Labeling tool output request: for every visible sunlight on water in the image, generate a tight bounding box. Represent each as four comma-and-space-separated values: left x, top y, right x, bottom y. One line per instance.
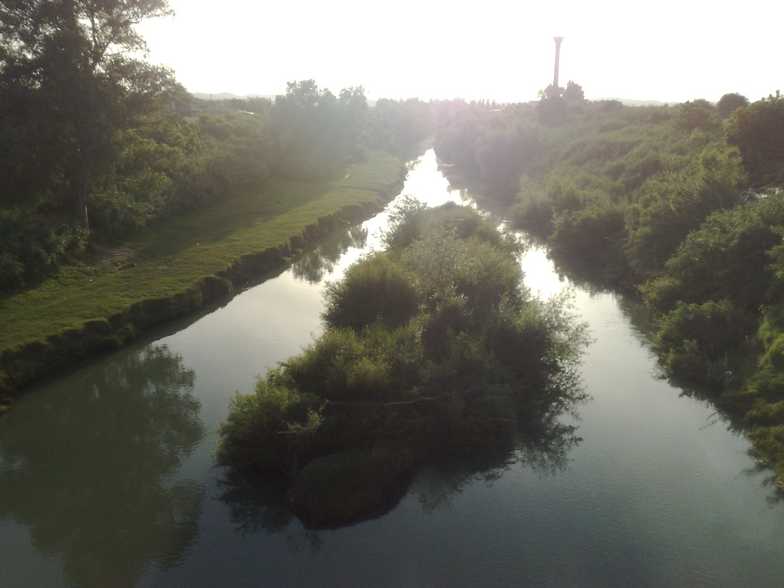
520, 245, 566, 300
306, 149, 471, 280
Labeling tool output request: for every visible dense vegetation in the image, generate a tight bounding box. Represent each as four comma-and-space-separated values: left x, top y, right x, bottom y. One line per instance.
0, 78, 431, 293
0, 1, 433, 295
217, 204, 587, 525
433, 88, 784, 488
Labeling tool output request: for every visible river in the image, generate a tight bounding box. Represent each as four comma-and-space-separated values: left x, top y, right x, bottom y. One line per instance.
1, 150, 783, 587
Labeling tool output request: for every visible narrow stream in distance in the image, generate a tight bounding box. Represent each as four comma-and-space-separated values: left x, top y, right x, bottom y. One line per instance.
1, 150, 783, 587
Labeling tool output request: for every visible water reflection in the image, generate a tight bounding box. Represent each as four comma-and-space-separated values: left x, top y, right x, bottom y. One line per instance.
291, 225, 368, 284
0, 345, 205, 588
549, 249, 784, 507
217, 402, 583, 542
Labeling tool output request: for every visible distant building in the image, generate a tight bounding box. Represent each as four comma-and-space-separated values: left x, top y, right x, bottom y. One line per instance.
553, 37, 564, 88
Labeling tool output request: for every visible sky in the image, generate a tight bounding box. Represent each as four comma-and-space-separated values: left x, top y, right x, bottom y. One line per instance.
137, 0, 783, 104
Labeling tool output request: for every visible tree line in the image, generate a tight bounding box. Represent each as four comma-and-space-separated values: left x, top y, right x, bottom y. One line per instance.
0, 0, 433, 294
433, 86, 784, 489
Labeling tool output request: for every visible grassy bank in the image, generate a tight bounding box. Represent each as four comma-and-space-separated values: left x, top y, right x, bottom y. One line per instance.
0, 151, 405, 398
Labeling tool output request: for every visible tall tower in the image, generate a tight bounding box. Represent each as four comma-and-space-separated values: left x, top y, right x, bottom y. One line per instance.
553, 37, 564, 88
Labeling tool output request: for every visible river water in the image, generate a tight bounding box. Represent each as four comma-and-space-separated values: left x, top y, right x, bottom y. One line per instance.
2, 150, 784, 587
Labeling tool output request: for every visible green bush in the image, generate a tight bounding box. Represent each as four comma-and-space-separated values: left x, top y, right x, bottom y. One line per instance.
654, 299, 757, 387
509, 181, 553, 236
673, 101, 720, 132
281, 325, 424, 403
641, 193, 784, 313
717, 93, 749, 119
624, 145, 746, 278
215, 381, 322, 471
323, 253, 420, 331
726, 92, 784, 187
549, 204, 626, 267
0, 210, 86, 293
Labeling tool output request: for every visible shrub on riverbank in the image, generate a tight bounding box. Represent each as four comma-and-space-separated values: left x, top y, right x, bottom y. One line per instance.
217, 203, 588, 524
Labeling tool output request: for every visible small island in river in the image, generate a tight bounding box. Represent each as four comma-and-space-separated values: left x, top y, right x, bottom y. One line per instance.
216, 201, 588, 525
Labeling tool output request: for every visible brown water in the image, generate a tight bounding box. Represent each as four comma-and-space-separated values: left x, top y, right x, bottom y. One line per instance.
1, 150, 783, 587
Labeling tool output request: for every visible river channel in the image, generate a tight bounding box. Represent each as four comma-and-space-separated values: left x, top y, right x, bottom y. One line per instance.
1, 150, 784, 587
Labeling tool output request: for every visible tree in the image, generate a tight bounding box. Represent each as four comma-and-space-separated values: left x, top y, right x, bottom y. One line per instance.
674, 99, 720, 132
538, 84, 563, 100
268, 80, 369, 180
0, 0, 179, 228
562, 80, 585, 103
717, 92, 749, 118
726, 92, 784, 187
536, 85, 566, 124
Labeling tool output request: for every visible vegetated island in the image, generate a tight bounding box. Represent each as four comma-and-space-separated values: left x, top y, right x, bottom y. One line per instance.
216, 202, 588, 526
432, 87, 784, 490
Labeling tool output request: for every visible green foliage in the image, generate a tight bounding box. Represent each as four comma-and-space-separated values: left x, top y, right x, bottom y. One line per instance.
369, 98, 433, 160
641, 193, 784, 313
0, 210, 86, 291
268, 80, 369, 181
673, 100, 720, 132
384, 199, 510, 252
216, 381, 322, 472
563, 81, 585, 104
403, 230, 523, 315
217, 204, 587, 524
0, 152, 405, 393
537, 93, 567, 125
0, 70, 428, 288
508, 180, 554, 236
0, 0, 179, 225
738, 307, 784, 411
434, 101, 539, 203
549, 204, 626, 267
287, 442, 415, 525
431, 93, 784, 489
280, 325, 424, 403
717, 93, 749, 118
624, 144, 746, 278
323, 254, 420, 331
654, 299, 757, 387
726, 92, 784, 186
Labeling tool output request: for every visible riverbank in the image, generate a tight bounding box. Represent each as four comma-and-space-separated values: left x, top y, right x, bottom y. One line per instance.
2, 147, 783, 588
0, 151, 406, 400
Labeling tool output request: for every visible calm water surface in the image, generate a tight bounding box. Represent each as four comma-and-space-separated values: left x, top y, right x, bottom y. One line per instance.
1, 150, 783, 587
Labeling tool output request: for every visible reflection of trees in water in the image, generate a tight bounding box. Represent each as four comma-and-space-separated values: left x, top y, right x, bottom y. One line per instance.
217, 378, 584, 545
743, 458, 784, 507
617, 292, 784, 505
412, 423, 580, 514
0, 345, 205, 588
291, 225, 368, 283
217, 470, 293, 534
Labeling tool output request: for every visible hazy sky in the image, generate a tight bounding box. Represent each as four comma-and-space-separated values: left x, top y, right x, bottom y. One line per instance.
138, 0, 782, 104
